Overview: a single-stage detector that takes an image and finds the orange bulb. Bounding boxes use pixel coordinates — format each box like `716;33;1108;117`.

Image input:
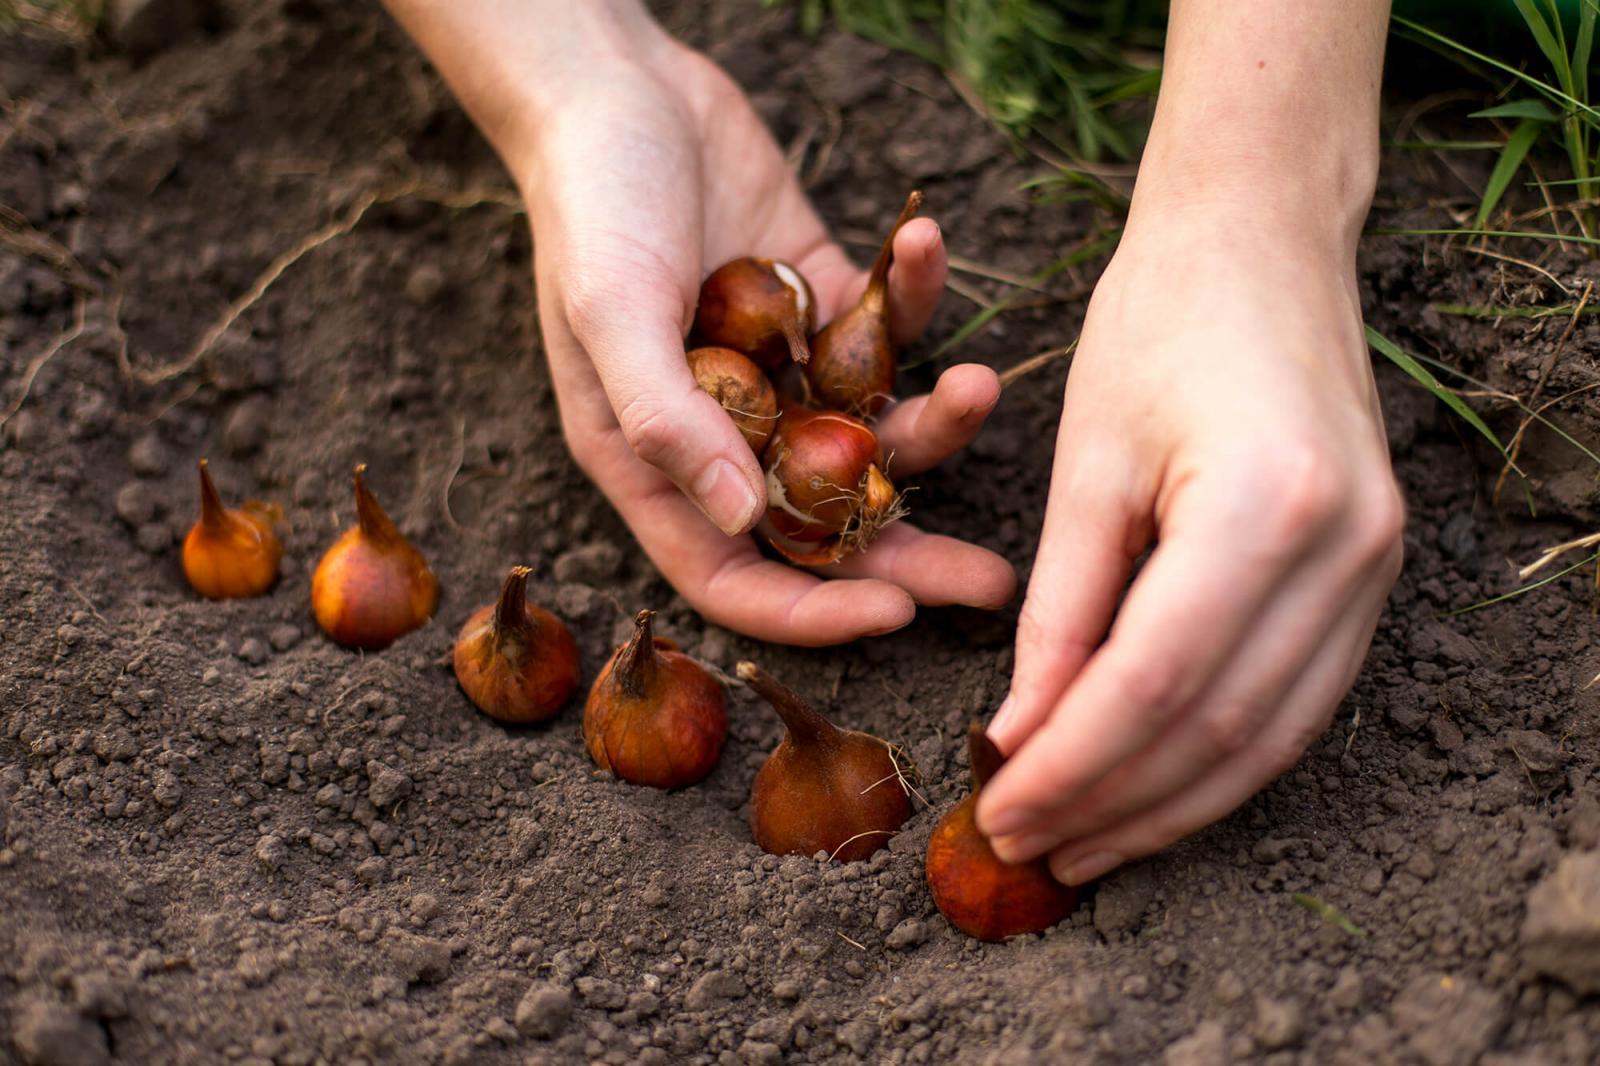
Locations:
805;191;922;416
584;610;728;789
692;257;815;371
181;459;282;599
926;724;1079;941
310;465;438;650
453;566;580;724
742;661;912;862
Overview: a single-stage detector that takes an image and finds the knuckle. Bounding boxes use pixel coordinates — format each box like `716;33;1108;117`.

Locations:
616;396;681;470
1111;655;1183;718
1255;446;1343;541
1351;481;1407;570
1196;700;1265;760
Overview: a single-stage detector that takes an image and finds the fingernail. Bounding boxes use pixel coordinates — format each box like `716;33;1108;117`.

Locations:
693;460;759;536
989;695;1017;735
979;803;1038;839
992;831;1058;864
1058;850;1123;886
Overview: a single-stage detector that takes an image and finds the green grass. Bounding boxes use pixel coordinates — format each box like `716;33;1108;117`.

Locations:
771;0;1166;162
0;0;101;36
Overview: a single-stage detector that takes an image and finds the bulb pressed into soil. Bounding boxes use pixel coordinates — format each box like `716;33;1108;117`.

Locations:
925;723;1079;941
584;610;728;789
687;345;779;453
181;459;283;599
453;566;580;724
310;464;438;650
760;405;904;565
804;190;923;416
741;660;913;862
692;257;815;371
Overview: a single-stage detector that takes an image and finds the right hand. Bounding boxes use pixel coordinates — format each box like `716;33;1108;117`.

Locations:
512;21;1015;644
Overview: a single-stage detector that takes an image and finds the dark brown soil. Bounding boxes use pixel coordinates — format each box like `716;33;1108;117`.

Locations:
4;3;1600;1064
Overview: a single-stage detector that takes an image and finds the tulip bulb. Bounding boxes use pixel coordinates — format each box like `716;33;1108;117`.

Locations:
926;724;1079;941
742;661;912;862
687;346;779;453
692;257;815;371
453;566;580;724
584;610;728;789
761;406;904;565
181;459;282;599
310;465;438;650
805;191;923;416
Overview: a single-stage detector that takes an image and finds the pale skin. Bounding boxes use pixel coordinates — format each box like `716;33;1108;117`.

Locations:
383;0;1404;885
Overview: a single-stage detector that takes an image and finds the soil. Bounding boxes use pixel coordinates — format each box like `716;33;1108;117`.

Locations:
4;3;1600;1065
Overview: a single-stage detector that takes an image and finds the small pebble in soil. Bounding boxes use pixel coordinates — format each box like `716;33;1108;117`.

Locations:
1521;850;1600;993
514;983;572;1039
126;433;169;477
135;523;172;554
222;396;272;457
115;481;158;527
237;637;269;665
267;624;301;652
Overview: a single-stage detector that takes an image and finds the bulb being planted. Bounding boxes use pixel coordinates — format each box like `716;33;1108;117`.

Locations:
584;610;728;789
454;566;579;724
805;191;923;416
926;723;1079;941
760;405;904;565
692;257;815;371
311;464;438;650
687;346;779;454
741;661;912;862
182;459;282;599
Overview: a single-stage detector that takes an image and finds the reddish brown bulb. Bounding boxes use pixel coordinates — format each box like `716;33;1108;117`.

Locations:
181;459;282;599
584;610;728;789
692;257;815;371
742;661;912;862
453;566;580;724
310;465;438;650
926;724;1079;941
805;191;923;416
688;346;779;453
760;406;903;565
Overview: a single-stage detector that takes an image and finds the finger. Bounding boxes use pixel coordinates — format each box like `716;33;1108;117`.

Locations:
1011;553;1378;847
795;215;947;342
978;473;1330;841
985;434;1148;755
1044;594;1384;886
822;522;1017;609
875;364;1001;476
563;267;765;537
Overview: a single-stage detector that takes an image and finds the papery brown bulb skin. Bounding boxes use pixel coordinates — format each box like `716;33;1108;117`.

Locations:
693;257;815;371
182;459;282;599
926;724;1079;941
687;346;778;453
805;191;923;416
807;302;895;416
453;566;580;724
584;611;728;789
741;662;912;862
311;465;438;651
762;407;891;542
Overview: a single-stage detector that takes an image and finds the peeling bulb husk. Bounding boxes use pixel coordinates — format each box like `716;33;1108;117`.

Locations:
760;407;905;564
453;566;580;724
743;660;912;862
310;464;438;650
182;459;282;599
687;346;779;453
925;723;1079;941
584;610;728;789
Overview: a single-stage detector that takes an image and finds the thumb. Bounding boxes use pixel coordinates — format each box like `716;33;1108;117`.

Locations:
560;259;766;537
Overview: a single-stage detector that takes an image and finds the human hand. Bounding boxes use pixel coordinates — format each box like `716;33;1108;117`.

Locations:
975;207;1404;884
511;20;1014;644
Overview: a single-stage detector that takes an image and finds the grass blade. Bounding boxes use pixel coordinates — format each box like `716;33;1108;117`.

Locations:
1290;894;1368;940
1441;552;1598;617
1477;119;1548;226
1365;325;1519;468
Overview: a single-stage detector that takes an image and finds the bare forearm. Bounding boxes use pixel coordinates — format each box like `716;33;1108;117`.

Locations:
380;0;669;167
1132;0;1391;249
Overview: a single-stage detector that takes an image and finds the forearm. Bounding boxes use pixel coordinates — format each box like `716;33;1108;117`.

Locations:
380;0;671;167
1130;0;1390;251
